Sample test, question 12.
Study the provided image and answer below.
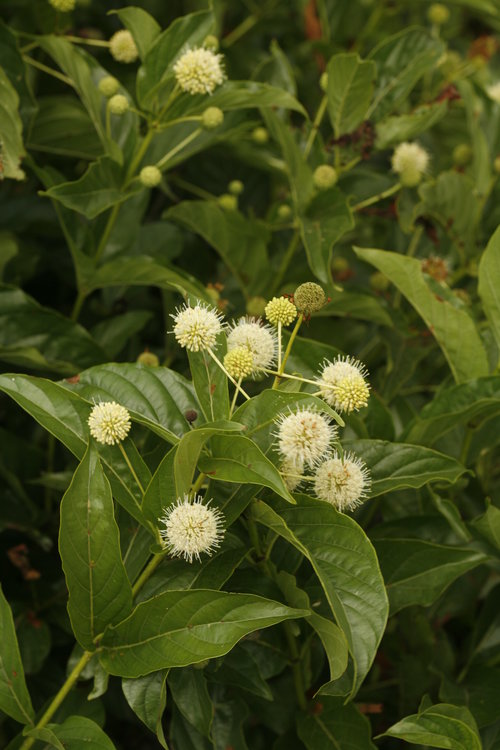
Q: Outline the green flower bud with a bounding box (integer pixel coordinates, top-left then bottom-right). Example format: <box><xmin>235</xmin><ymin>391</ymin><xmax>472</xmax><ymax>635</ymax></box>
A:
<box><xmin>203</xmin><ymin>35</ymin><xmax>219</xmax><ymax>51</ymax></box>
<box><xmin>108</xmin><ymin>94</ymin><xmax>129</xmax><ymax>115</ymax></box>
<box><xmin>201</xmin><ymin>106</ymin><xmax>224</xmax><ymax>130</ymax></box>
<box><xmin>228</xmin><ymin>180</ymin><xmax>244</xmax><ymax>196</ymax></box>
<box><xmin>277</xmin><ymin>204</ymin><xmax>292</xmax><ymax>220</ymax></box>
<box><xmin>109</xmin><ymin>29</ymin><xmax>138</xmax><ymax>64</ymax></box>
<box><xmin>331</xmin><ymin>256</ymin><xmax>349</xmax><ymax>273</ymax></box>
<box><xmin>294</xmin><ymin>282</ymin><xmax>326</xmax><ymax>315</ymax></box>
<box><xmin>400</xmin><ymin>166</ymin><xmax>422</xmax><ymax>187</ymax></box>
<box><xmin>428</xmin><ymin>3</ymin><xmax>450</xmax><ymax>25</ymax></box>
<box><xmin>49</xmin><ymin>0</ymin><xmax>75</xmax><ymax>10</ymax></box>
<box><xmin>369</xmin><ymin>272</ymin><xmax>390</xmax><ymax>292</ymax></box>
<box><xmin>313</xmin><ymin>164</ymin><xmax>338</xmax><ymax>190</ymax></box>
<box><xmin>140</xmin><ymin>166</ymin><xmax>162</xmax><ymax>187</ymax></box>
<box><xmin>453</xmin><ymin>143</ymin><xmax>473</xmax><ymax>167</ymax></box>
<box><xmin>252</xmin><ymin>127</ymin><xmax>269</xmax><ymax>144</ymax></box>
<box><xmin>320</xmin><ymin>72</ymin><xmax>328</xmax><ymax>92</ymax></box>
<box><xmin>218</xmin><ymin>193</ymin><xmax>237</xmax><ymax>211</ymax></box>
<box><xmin>98</xmin><ymin>76</ymin><xmax>120</xmax><ymax>98</ymax></box>
<box><xmin>246</xmin><ymin>296</ymin><xmax>267</xmax><ymax>317</ymax></box>
<box><xmin>137</xmin><ymin>351</ymin><xmax>160</xmax><ymax>367</ymax></box>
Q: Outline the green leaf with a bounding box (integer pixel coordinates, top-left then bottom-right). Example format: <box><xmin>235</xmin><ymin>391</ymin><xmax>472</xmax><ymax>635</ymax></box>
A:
<box><xmin>167</xmin><ymin>202</ymin><xmax>270</xmax><ymax>297</ymax></box>
<box><xmin>211</xmin><ymin>645</ymin><xmax>273</xmax><ymax>701</ymax></box>
<box><xmin>418</xmin><ymin>171</ymin><xmax>481</xmax><ymax>253</ymax></box>
<box><xmin>316</xmin><ymin>292</ymin><xmax>393</xmax><ymax>328</ymax></box>
<box><xmin>297</xmin><ymin>697</ymin><xmax>376</xmax><ymax>749</ymax></box>
<box><xmin>168</xmin><ymin>668</ymin><xmax>213</xmax><ymax>737</ymax></box>
<box><xmin>326</xmin><ymin>53</ymin><xmax>376</xmax><ymax>138</ymax></box>
<box><xmin>373</xmin><ymin>538</ymin><xmax>486</xmax><ymax>614</ymax></box>
<box><xmin>122</xmin><ymin>671</ymin><xmax>168</xmax><ymax>749</ymax></box>
<box><xmin>0</xmin><ymin>373</ymin><xmax>150</xmax><ymax>524</ymax></box>
<box><xmin>344</xmin><ymin>439</ymin><xmax>468</xmax><ymax>496</ymax></box>
<box><xmin>251</xmin><ymin>495</ymin><xmax>388</xmax><ymax>696</ymax></box>
<box><xmin>142</xmin><ymin>445</ymin><xmax>177</xmax><ymax>526</ymax></box>
<box><xmin>137</xmin><ymin>10</ymin><xmax>214</xmax><ymax>109</ymax></box>
<box><xmin>42</xmin><ymin>156</ymin><xmax>141</xmax><ymax>219</ymax></box>
<box><xmin>174</xmin><ymin>421</ymin><xmax>245</xmax><ymax>499</ymax></box>
<box><xmin>404</xmin><ymin>377</ymin><xmax>500</xmax><ymax>446</ymax></box>
<box><xmin>87</xmin><ymin>256</ymin><xmax>209</xmax><ymax>302</ymax></box>
<box><xmin>198</xmin><ymin>434</ymin><xmax>295</xmax><ymax>504</ymax></box>
<box><xmin>471</xmin><ymin>501</ymin><xmax>500</xmax><ymax>551</ymax></box>
<box><xmin>440</xmin><ymin>666</ymin><xmax>500</xmax><ymax>728</ymax></box>
<box><xmin>114</xmin><ymin>7</ymin><xmax>161</xmax><ymax>60</ymax></box>
<box><xmin>59</xmin><ymin>443</ymin><xmax>133</xmax><ymax>649</ymax></box>
<box><xmin>479</xmin><ymin>226</ymin><xmax>500</xmax><ymax>358</ymax></box>
<box><xmin>0</xmin><ymin>284</ymin><xmax>105</xmax><ymax>374</ymax></box>
<box><xmin>380</xmin><ymin>702</ymin><xmax>482</xmax><ymax>749</ymax></box>
<box><xmin>99</xmin><ymin>590</ymin><xmax>308</xmax><ymax>677</ymax></box>
<box><xmin>27</xmin><ymin>96</ymin><xmax>103</xmax><ymax>160</ymax></box>
<box><xmin>91</xmin><ymin>311</ymin><xmax>153</xmax><ymax>359</ymax></box>
<box><xmin>299</xmin><ymin>188</ymin><xmax>355</xmax><ymax>284</ymax></box>
<box><xmin>353</xmin><ymin>246</ymin><xmax>489</xmax><ymax>382</ymax></box>
<box><xmin>0</xmin><ymin>67</ymin><xmax>25</xmax><ymax>180</ymax></box>
<box><xmin>65</xmin><ymin>362</ymin><xmax>200</xmax><ymax>445</ymax></box>
<box><xmin>368</xmin><ymin>28</ymin><xmax>444</xmax><ymax>120</ymax></box>
<box><xmin>187</xmin><ymin>339</ymin><xmax>230</xmax><ymax>423</ymax></box>
<box><xmin>0</xmin><ymin>584</ymin><xmax>34</xmax><ymax>725</ymax></box>
<box><xmin>24</xmin><ymin>716</ymin><xmax>117</xmax><ymax>749</ymax></box>
<box><xmin>376</xmin><ymin>102</ymin><xmax>447</xmax><ymax>149</ymax></box>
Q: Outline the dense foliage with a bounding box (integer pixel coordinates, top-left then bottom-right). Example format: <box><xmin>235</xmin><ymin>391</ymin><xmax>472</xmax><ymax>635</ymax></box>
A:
<box><xmin>1</xmin><ymin>0</ymin><xmax>500</xmax><ymax>748</ymax></box>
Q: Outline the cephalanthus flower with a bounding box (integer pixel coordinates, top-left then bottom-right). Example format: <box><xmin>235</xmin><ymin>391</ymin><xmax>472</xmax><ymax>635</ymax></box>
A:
<box><xmin>226</xmin><ymin>317</ymin><xmax>276</xmax><ymax>376</ymax></box>
<box><xmin>173</xmin><ymin>47</ymin><xmax>225</xmax><ymax>95</ymax></box>
<box><xmin>159</xmin><ymin>495</ymin><xmax>225</xmax><ymax>563</ymax></box>
<box><xmin>88</xmin><ymin>402</ymin><xmax>131</xmax><ymax>445</ymax></box>
<box><xmin>486</xmin><ymin>82</ymin><xmax>500</xmax><ymax>104</ymax></box>
<box><xmin>223</xmin><ymin>346</ymin><xmax>254</xmax><ymax>380</ymax></box>
<box><xmin>265</xmin><ymin>296</ymin><xmax>297</xmax><ymax>327</ymax></box>
<box><xmin>391</xmin><ymin>142</ymin><xmax>429</xmax><ymax>186</ymax></box>
<box><xmin>109</xmin><ymin>30</ymin><xmax>139</xmax><ymax>64</ymax></box>
<box><xmin>317</xmin><ymin>356</ymin><xmax>370</xmax><ymax>414</ymax></box>
<box><xmin>171</xmin><ymin>303</ymin><xmax>224</xmax><ymax>352</ymax></box>
<box><xmin>275</xmin><ymin>408</ymin><xmax>337</xmax><ymax>470</ymax></box>
<box><xmin>314</xmin><ymin>452</ymin><xmax>371</xmax><ymax>512</ymax></box>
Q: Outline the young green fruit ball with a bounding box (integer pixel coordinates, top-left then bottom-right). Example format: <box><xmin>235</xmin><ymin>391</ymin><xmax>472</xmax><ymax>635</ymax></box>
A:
<box><xmin>98</xmin><ymin>76</ymin><xmax>120</xmax><ymax>97</ymax></box>
<box><xmin>252</xmin><ymin>127</ymin><xmax>269</xmax><ymax>144</ymax></box>
<box><xmin>313</xmin><ymin>165</ymin><xmax>338</xmax><ymax>190</ymax></box>
<box><xmin>108</xmin><ymin>94</ymin><xmax>129</xmax><ymax>115</ymax></box>
<box><xmin>453</xmin><ymin>143</ymin><xmax>473</xmax><ymax>167</ymax></box>
<box><xmin>201</xmin><ymin>106</ymin><xmax>224</xmax><ymax>130</ymax></box>
<box><xmin>218</xmin><ymin>193</ymin><xmax>237</xmax><ymax>211</ymax></box>
<box><xmin>49</xmin><ymin>0</ymin><xmax>75</xmax><ymax>11</ymax></box>
<box><xmin>140</xmin><ymin>166</ymin><xmax>162</xmax><ymax>187</ymax></box>
<box><xmin>228</xmin><ymin>180</ymin><xmax>244</xmax><ymax>196</ymax></box>
<box><xmin>137</xmin><ymin>351</ymin><xmax>160</xmax><ymax>367</ymax></box>
<box><xmin>294</xmin><ymin>282</ymin><xmax>326</xmax><ymax>315</ymax></box>
<box><xmin>428</xmin><ymin>3</ymin><xmax>450</xmax><ymax>25</ymax></box>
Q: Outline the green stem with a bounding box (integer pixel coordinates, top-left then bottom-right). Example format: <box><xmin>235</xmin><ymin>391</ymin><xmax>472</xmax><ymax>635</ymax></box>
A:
<box><xmin>393</xmin><ymin>225</ymin><xmax>423</xmax><ymax>309</ymax></box>
<box><xmin>207</xmin><ymin>348</ymin><xmax>251</xmax><ymax>400</ymax></box>
<box><xmin>222</xmin><ymin>14</ymin><xmax>258</xmax><ymax>47</ymax></box>
<box><xmin>156</xmin><ymin>128</ymin><xmax>202</xmax><ymax>169</ymax></box>
<box><xmin>304</xmin><ymin>95</ymin><xmax>328</xmax><ymax>159</ymax></box>
<box><xmin>460</xmin><ymin>428</ymin><xmax>474</xmax><ymax>466</ymax></box>
<box><xmin>353</xmin><ymin>182</ymin><xmax>401</xmax><ymax>211</ymax></box>
<box><xmin>277</xmin><ymin>322</ymin><xmax>282</xmax><ymax>372</ymax></box>
<box><xmin>169</xmin><ymin>175</ymin><xmax>216</xmax><ymax>201</ymax></box>
<box><xmin>131</xmin><ymin>550</ymin><xmax>167</xmax><ymax>598</ymax></box>
<box><xmin>118</xmin><ymin>443</ymin><xmax>145</xmax><ymax>495</ymax></box>
<box><xmin>191</xmin><ymin>472</ymin><xmax>207</xmax><ymax>494</ymax></box>
<box><xmin>270</xmin><ymin>231</ymin><xmax>300</xmax><ymax>296</ymax></box>
<box><xmin>23</xmin><ymin>56</ymin><xmax>74</xmax><ymax>87</ymax></box>
<box><xmin>272</xmin><ymin>314</ymin><xmax>304</xmax><ymax>388</ymax></box>
<box><xmin>62</xmin><ymin>36</ymin><xmax>110</xmax><ymax>47</ymax></box>
<box><xmin>93</xmin><ymin>203</ymin><xmax>120</xmax><ymax>265</ymax></box>
<box><xmin>230</xmin><ymin>375</ymin><xmax>243</xmax><ymax>417</ymax></box>
<box><xmin>19</xmin><ymin>650</ymin><xmax>94</xmax><ymax>750</ymax></box>
<box><xmin>70</xmin><ymin>289</ymin><xmax>87</xmax><ymax>322</ymax></box>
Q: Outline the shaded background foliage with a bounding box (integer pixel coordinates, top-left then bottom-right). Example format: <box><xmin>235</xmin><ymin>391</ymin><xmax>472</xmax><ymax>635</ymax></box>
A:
<box><xmin>1</xmin><ymin>0</ymin><xmax>500</xmax><ymax>748</ymax></box>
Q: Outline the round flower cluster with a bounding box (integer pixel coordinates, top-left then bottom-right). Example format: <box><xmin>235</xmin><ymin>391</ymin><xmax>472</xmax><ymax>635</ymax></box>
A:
<box><xmin>294</xmin><ymin>282</ymin><xmax>327</xmax><ymax>315</ymax></box>
<box><xmin>275</xmin><ymin>408</ymin><xmax>337</xmax><ymax>471</ymax></box>
<box><xmin>88</xmin><ymin>402</ymin><xmax>131</xmax><ymax>445</ymax></box>
<box><xmin>223</xmin><ymin>346</ymin><xmax>254</xmax><ymax>380</ymax></box>
<box><xmin>227</xmin><ymin>317</ymin><xmax>276</xmax><ymax>377</ymax></box>
<box><xmin>265</xmin><ymin>296</ymin><xmax>297</xmax><ymax>327</ymax></box>
<box><xmin>314</xmin><ymin>452</ymin><xmax>371</xmax><ymax>511</ymax></box>
<box><xmin>109</xmin><ymin>30</ymin><xmax>139</xmax><ymax>64</ymax></box>
<box><xmin>108</xmin><ymin>94</ymin><xmax>129</xmax><ymax>115</ymax></box>
<box><xmin>391</xmin><ymin>142</ymin><xmax>430</xmax><ymax>187</ymax></box>
<box><xmin>48</xmin><ymin>0</ymin><xmax>75</xmax><ymax>12</ymax></box>
<box><xmin>173</xmin><ymin>47</ymin><xmax>226</xmax><ymax>95</ymax></box>
<box><xmin>486</xmin><ymin>82</ymin><xmax>500</xmax><ymax>104</ymax></box>
<box><xmin>98</xmin><ymin>76</ymin><xmax>120</xmax><ymax>98</ymax></box>
<box><xmin>140</xmin><ymin>166</ymin><xmax>162</xmax><ymax>187</ymax></box>
<box><xmin>171</xmin><ymin>303</ymin><xmax>224</xmax><ymax>352</ymax></box>
<box><xmin>317</xmin><ymin>357</ymin><xmax>370</xmax><ymax>414</ymax></box>
<box><xmin>159</xmin><ymin>495</ymin><xmax>224</xmax><ymax>563</ymax></box>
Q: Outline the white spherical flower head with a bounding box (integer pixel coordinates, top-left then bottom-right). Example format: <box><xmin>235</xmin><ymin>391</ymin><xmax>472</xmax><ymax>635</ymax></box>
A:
<box><xmin>227</xmin><ymin>317</ymin><xmax>277</xmax><ymax>376</ymax></box>
<box><xmin>88</xmin><ymin>402</ymin><xmax>131</xmax><ymax>445</ymax></box>
<box><xmin>314</xmin><ymin>452</ymin><xmax>371</xmax><ymax>512</ymax></box>
<box><xmin>109</xmin><ymin>30</ymin><xmax>139</xmax><ymax>64</ymax></box>
<box><xmin>173</xmin><ymin>47</ymin><xmax>226</xmax><ymax>95</ymax></box>
<box><xmin>276</xmin><ymin>408</ymin><xmax>337</xmax><ymax>470</ymax></box>
<box><xmin>171</xmin><ymin>303</ymin><xmax>224</xmax><ymax>352</ymax></box>
<box><xmin>159</xmin><ymin>495</ymin><xmax>225</xmax><ymax>563</ymax></box>
<box><xmin>391</xmin><ymin>142</ymin><xmax>430</xmax><ymax>176</ymax></box>
<box><xmin>280</xmin><ymin>457</ymin><xmax>304</xmax><ymax>492</ymax></box>
<box><xmin>486</xmin><ymin>82</ymin><xmax>500</xmax><ymax>104</ymax></box>
<box><xmin>318</xmin><ymin>356</ymin><xmax>370</xmax><ymax>414</ymax></box>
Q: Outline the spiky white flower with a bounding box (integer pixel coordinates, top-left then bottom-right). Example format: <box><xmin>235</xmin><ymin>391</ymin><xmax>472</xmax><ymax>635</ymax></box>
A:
<box><xmin>159</xmin><ymin>495</ymin><xmax>225</xmax><ymax>563</ymax></box>
<box><xmin>265</xmin><ymin>296</ymin><xmax>297</xmax><ymax>327</ymax></box>
<box><xmin>486</xmin><ymin>82</ymin><xmax>500</xmax><ymax>104</ymax></box>
<box><xmin>314</xmin><ymin>452</ymin><xmax>371</xmax><ymax>511</ymax></box>
<box><xmin>317</xmin><ymin>356</ymin><xmax>370</xmax><ymax>414</ymax></box>
<box><xmin>88</xmin><ymin>402</ymin><xmax>131</xmax><ymax>445</ymax></box>
<box><xmin>391</xmin><ymin>142</ymin><xmax>430</xmax><ymax>176</ymax></box>
<box><xmin>227</xmin><ymin>317</ymin><xmax>276</xmax><ymax>376</ymax></box>
<box><xmin>171</xmin><ymin>303</ymin><xmax>224</xmax><ymax>352</ymax></box>
<box><xmin>275</xmin><ymin>408</ymin><xmax>337</xmax><ymax>470</ymax></box>
<box><xmin>173</xmin><ymin>47</ymin><xmax>226</xmax><ymax>95</ymax></box>
<box><xmin>280</xmin><ymin>457</ymin><xmax>304</xmax><ymax>492</ymax></box>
